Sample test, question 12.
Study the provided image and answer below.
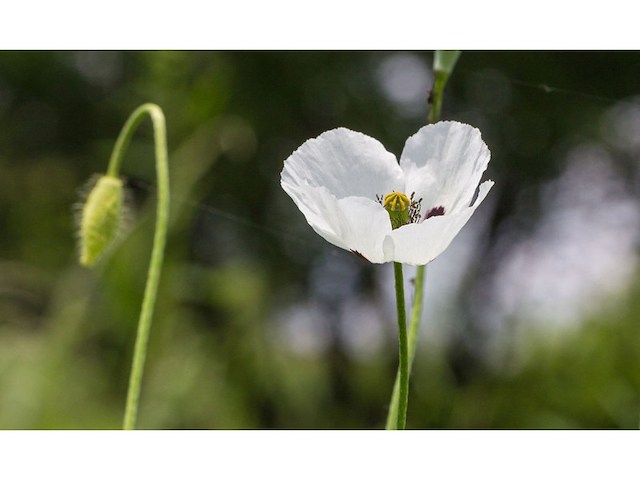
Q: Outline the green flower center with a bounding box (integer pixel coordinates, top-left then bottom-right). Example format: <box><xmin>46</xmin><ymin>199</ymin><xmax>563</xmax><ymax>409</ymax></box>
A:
<box><xmin>378</xmin><ymin>191</ymin><xmax>425</xmax><ymax>229</ymax></box>
<box><xmin>383</xmin><ymin>191</ymin><xmax>411</xmax><ymax>229</ymax></box>
<box><xmin>383</xmin><ymin>191</ymin><xmax>410</xmax><ymax>212</ymax></box>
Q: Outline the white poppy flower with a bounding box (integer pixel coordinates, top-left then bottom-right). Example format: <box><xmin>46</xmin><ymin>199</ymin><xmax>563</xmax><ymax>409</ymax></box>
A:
<box><xmin>281</xmin><ymin>121</ymin><xmax>494</xmax><ymax>266</ymax></box>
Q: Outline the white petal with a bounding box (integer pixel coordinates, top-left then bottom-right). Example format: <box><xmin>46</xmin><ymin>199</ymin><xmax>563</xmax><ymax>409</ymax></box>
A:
<box><xmin>284</xmin><ymin>184</ymin><xmax>349</xmax><ymax>250</ymax></box>
<box><xmin>333</xmin><ymin>196</ymin><xmax>394</xmax><ymax>263</ymax></box>
<box><xmin>281</xmin><ymin>128</ymin><xmax>404</xmax><ymax>201</ymax></box>
<box><xmin>389</xmin><ymin>180</ymin><xmax>494</xmax><ymax>265</ymax></box>
<box><xmin>282</xmin><ymin>182</ymin><xmax>393</xmax><ymax>263</ymax></box>
<box><xmin>400</xmin><ymin>121</ymin><xmax>491</xmax><ymax>215</ymax></box>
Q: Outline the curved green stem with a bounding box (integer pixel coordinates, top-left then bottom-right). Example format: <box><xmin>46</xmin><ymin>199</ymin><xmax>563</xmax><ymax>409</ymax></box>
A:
<box><xmin>108</xmin><ymin>103</ymin><xmax>170</xmax><ymax>430</ymax></box>
<box><xmin>392</xmin><ymin>262</ymin><xmax>409</xmax><ymax>430</ymax></box>
<box><xmin>385</xmin><ymin>265</ymin><xmax>426</xmax><ymax>429</ymax></box>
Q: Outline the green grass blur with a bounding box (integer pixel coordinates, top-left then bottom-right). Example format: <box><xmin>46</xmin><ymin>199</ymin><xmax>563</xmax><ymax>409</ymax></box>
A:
<box><xmin>0</xmin><ymin>51</ymin><xmax>639</xmax><ymax>428</ymax></box>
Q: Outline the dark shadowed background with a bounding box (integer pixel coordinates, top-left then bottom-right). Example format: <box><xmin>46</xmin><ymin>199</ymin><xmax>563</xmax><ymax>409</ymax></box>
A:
<box><xmin>1</xmin><ymin>51</ymin><xmax>639</xmax><ymax>428</ymax></box>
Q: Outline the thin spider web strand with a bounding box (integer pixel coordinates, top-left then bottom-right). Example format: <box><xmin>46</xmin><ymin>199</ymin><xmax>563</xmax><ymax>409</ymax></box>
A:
<box><xmin>125</xmin><ymin>71</ymin><xmax>632</xmax><ymax>253</ymax></box>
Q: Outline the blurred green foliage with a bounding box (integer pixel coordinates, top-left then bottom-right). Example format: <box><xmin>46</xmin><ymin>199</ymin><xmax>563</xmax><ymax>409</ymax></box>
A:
<box><xmin>0</xmin><ymin>51</ymin><xmax>639</xmax><ymax>428</ymax></box>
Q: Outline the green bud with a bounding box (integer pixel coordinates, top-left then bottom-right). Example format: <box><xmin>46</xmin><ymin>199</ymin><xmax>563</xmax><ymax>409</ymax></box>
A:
<box><xmin>383</xmin><ymin>192</ymin><xmax>410</xmax><ymax>230</ymax></box>
<box><xmin>78</xmin><ymin>175</ymin><xmax>124</xmax><ymax>267</ymax></box>
<box><xmin>434</xmin><ymin>50</ymin><xmax>461</xmax><ymax>75</ymax></box>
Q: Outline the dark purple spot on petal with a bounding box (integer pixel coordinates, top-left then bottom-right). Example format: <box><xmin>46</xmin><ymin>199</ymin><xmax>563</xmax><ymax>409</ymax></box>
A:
<box><xmin>424</xmin><ymin>206</ymin><xmax>445</xmax><ymax>220</ymax></box>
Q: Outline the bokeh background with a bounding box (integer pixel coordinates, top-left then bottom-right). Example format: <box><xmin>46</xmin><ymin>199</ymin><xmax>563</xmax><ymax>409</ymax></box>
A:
<box><xmin>1</xmin><ymin>51</ymin><xmax>639</xmax><ymax>429</ymax></box>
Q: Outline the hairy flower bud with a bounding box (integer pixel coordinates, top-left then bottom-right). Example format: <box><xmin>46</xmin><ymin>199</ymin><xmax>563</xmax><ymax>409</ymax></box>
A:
<box><xmin>78</xmin><ymin>175</ymin><xmax>124</xmax><ymax>267</ymax></box>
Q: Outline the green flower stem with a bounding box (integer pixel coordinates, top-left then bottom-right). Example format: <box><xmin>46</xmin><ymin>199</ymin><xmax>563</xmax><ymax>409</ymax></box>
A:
<box><xmin>107</xmin><ymin>103</ymin><xmax>170</xmax><ymax>430</ymax></box>
<box><xmin>428</xmin><ymin>70</ymin><xmax>448</xmax><ymax>124</ymax></box>
<box><xmin>385</xmin><ymin>51</ymin><xmax>460</xmax><ymax>429</ymax></box>
<box><xmin>428</xmin><ymin>51</ymin><xmax>459</xmax><ymax>124</ymax></box>
<box><xmin>429</xmin><ymin>50</ymin><xmax>460</xmax><ymax>123</ymax></box>
<box><xmin>385</xmin><ymin>265</ymin><xmax>426</xmax><ymax>430</ymax></box>
<box><xmin>392</xmin><ymin>262</ymin><xmax>409</xmax><ymax>430</ymax></box>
